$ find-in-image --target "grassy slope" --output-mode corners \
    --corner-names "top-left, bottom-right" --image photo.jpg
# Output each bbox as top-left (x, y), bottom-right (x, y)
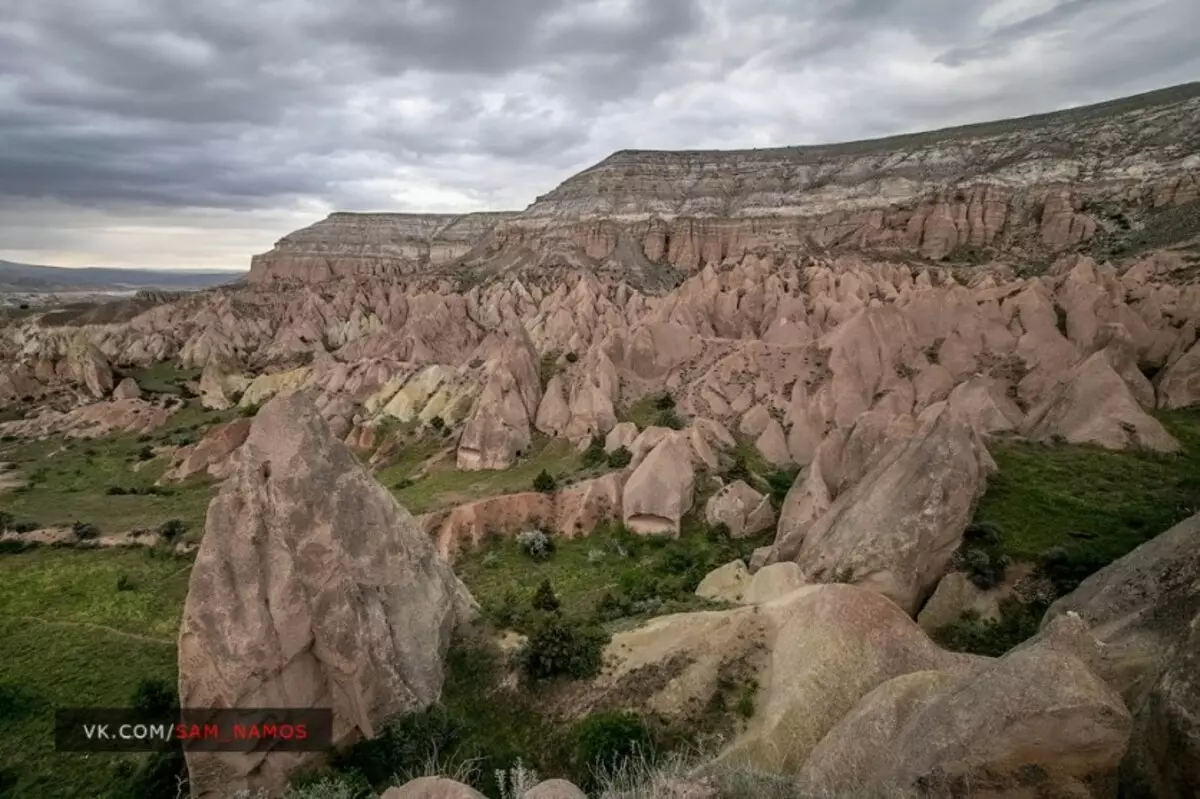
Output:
top-left (974, 409), bottom-right (1200, 566)
top-left (0, 548), bottom-right (189, 799)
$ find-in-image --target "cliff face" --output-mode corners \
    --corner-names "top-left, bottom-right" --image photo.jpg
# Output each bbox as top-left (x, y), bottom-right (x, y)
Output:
top-left (500, 84), bottom-right (1200, 267)
top-left (248, 211), bottom-right (518, 283)
top-left (248, 84), bottom-right (1200, 283)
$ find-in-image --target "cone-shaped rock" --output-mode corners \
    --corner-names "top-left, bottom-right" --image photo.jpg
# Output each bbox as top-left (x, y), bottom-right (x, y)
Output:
top-left (178, 391), bottom-right (475, 798)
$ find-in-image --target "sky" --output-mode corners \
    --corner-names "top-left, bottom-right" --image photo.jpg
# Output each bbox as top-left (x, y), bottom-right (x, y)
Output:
top-left (1, 0), bottom-right (1198, 270)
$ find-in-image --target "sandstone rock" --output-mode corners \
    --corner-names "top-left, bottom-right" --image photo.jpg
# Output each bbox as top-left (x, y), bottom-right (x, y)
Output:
top-left (178, 392), bottom-right (474, 797)
top-left (161, 418), bottom-right (251, 483)
top-left (1158, 338), bottom-right (1200, 409)
top-left (458, 329), bottom-right (543, 470)
top-left (237, 367), bottom-right (311, 408)
top-left (65, 338), bottom-right (114, 399)
top-left (741, 562), bottom-right (807, 605)
top-left (112, 377), bottom-right (141, 400)
top-left (704, 480), bottom-right (774, 538)
top-left (604, 421), bottom-right (638, 452)
top-left (1123, 614), bottom-right (1200, 798)
top-left (622, 433), bottom-right (695, 535)
top-left (801, 614), bottom-right (1130, 797)
top-left (695, 560), bottom-right (750, 603)
top-left (1022, 351), bottom-right (1179, 452)
top-left (1044, 512), bottom-right (1200, 703)
top-left (780, 403), bottom-right (994, 615)
top-left (721, 584), bottom-right (976, 773)
top-left (381, 777), bottom-right (487, 799)
top-left (534, 374), bottom-right (571, 436)
top-left (199, 356), bottom-right (249, 410)
top-left (754, 418), bottom-right (791, 466)
top-left (916, 571), bottom-right (1000, 634)
top-left (738, 405), bottom-right (772, 438)
top-left (946, 375), bottom-right (1023, 436)
top-left (521, 779), bottom-right (587, 799)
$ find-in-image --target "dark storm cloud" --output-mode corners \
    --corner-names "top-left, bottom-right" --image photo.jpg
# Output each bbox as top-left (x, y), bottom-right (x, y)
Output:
top-left (1, 0), bottom-right (1198, 268)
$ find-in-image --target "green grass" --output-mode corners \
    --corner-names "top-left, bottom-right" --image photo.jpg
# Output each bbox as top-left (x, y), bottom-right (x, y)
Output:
top-left (391, 437), bottom-right (584, 515)
top-left (0, 548), bottom-right (189, 799)
top-left (973, 410), bottom-right (1200, 568)
top-left (457, 518), bottom-right (767, 631)
top-left (124, 362), bottom-right (201, 396)
top-left (0, 430), bottom-right (219, 535)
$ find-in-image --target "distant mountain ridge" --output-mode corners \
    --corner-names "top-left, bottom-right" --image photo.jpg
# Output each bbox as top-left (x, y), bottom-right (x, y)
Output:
top-left (0, 260), bottom-right (243, 292)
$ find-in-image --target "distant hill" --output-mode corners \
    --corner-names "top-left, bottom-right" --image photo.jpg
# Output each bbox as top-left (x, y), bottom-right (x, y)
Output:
top-left (0, 260), bottom-right (244, 292)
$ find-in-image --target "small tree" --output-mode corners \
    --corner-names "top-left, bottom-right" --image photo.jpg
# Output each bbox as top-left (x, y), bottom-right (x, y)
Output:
top-left (158, 519), bottom-right (187, 542)
top-left (606, 446), bottom-right (632, 468)
top-left (72, 521), bottom-right (99, 540)
top-left (520, 616), bottom-right (607, 681)
top-left (655, 409), bottom-right (684, 430)
top-left (532, 579), bottom-right (561, 613)
top-left (533, 469), bottom-right (557, 493)
top-left (428, 416), bottom-right (446, 432)
top-left (581, 437), bottom-right (606, 468)
top-left (0, 510), bottom-right (12, 534)
top-left (653, 393), bottom-right (676, 411)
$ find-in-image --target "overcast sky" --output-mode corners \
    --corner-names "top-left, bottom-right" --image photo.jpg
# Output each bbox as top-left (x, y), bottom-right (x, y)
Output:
top-left (1, 0), bottom-right (1198, 270)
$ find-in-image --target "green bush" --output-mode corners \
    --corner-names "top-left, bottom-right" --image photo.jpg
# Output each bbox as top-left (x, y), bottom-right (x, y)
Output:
top-left (1040, 546), bottom-right (1107, 595)
top-left (116, 574), bottom-right (134, 592)
top-left (606, 446), bottom-right (632, 468)
top-left (932, 599), bottom-right (1045, 657)
top-left (655, 409), bottom-right (684, 430)
top-left (531, 579), bottom-right (561, 613)
top-left (329, 705), bottom-right (462, 787)
top-left (516, 529), bottom-right (555, 560)
top-left (71, 521), bottom-right (99, 540)
top-left (581, 437), bottom-right (607, 468)
top-left (137, 445), bottom-right (156, 461)
top-left (428, 416), bottom-right (446, 432)
top-left (569, 711), bottom-right (654, 786)
top-left (393, 478), bottom-right (414, 490)
top-left (0, 540), bottom-right (30, 554)
top-left (0, 510), bottom-right (12, 533)
top-left (963, 547), bottom-right (1008, 590)
top-left (131, 678), bottom-right (179, 716)
top-left (726, 453), bottom-right (751, 482)
top-left (764, 469), bottom-right (798, 509)
top-left (653, 393), bottom-right (676, 411)
top-left (565, 352), bottom-right (579, 364)
top-left (10, 520), bottom-right (37, 534)
top-left (520, 616), bottom-right (608, 681)
top-left (106, 485), bottom-right (129, 496)
top-left (158, 519), bottom-right (187, 541)
top-left (533, 470), bottom-right (557, 493)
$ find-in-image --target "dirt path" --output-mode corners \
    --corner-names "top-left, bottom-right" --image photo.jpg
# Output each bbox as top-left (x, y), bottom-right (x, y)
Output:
top-left (16, 614), bottom-right (175, 646)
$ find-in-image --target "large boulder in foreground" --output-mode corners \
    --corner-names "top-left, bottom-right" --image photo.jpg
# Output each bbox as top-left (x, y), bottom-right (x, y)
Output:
top-left (178, 392), bottom-right (475, 798)
top-left (801, 614), bottom-right (1131, 797)
top-left (781, 403), bottom-right (994, 615)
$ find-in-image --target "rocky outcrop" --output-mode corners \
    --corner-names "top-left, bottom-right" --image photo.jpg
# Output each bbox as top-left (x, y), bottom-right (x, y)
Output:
top-left (800, 614), bottom-right (1131, 797)
top-left (178, 392), bottom-right (474, 798)
top-left (198, 355), bottom-right (249, 410)
top-left (622, 433), bottom-right (695, 535)
top-left (774, 404), bottom-right (994, 614)
top-left (1158, 338), bottom-right (1200, 409)
top-left (0, 397), bottom-right (175, 439)
top-left (160, 419), bottom-right (251, 483)
top-left (248, 211), bottom-right (518, 283)
top-left (381, 777), bottom-right (487, 799)
top-left (1022, 351), bottom-right (1179, 452)
top-left (111, 377), bottom-right (141, 400)
top-left (704, 480), bottom-right (774, 538)
top-left (457, 329), bottom-right (542, 470)
top-left (418, 471), bottom-right (626, 560)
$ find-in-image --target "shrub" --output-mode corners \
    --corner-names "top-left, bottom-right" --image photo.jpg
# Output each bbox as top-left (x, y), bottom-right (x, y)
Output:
top-left (531, 579), bottom-right (561, 612)
top-left (71, 521), bottom-right (99, 540)
top-left (932, 599), bottom-right (1045, 657)
top-left (565, 352), bottom-right (579, 364)
top-left (655, 409), bottom-right (684, 430)
top-left (606, 446), bottom-right (632, 468)
top-left (106, 485), bottom-right (129, 495)
top-left (428, 416), bottom-right (446, 432)
top-left (131, 677), bottom-right (179, 716)
top-left (963, 547), bottom-right (1006, 590)
top-left (329, 705), bottom-right (462, 787)
top-left (158, 519), bottom-right (187, 541)
top-left (11, 521), bottom-right (37, 534)
top-left (964, 521), bottom-right (1003, 546)
top-left (1040, 546), bottom-right (1107, 595)
top-left (726, 453), bottom-right (751, 482)
top-left (0, 510), bottom-right (12, 533)
top-left (581, 437), bottom-right (607, 468)
top-left (393, 478), bottom-right (414, 490)
top-left (516, 529), bottom-right (555, 560)
top-left (137, 445), bottom-right (156, 461)
top-left (520, 616), bottom-right (608, 681)
top-left (593, 591), bottom-right (634, 622)
top-left (764, 469), bottom-right (797, 509)
top-left (653, 393), bottom-right (676, 411)
top-left (569, 711), bottom-right (654, 787)
top-left (487, 588), bottom-right (526, 630)
top-left (0, 540), bottom-right (29, 554)
top-left (239, 403), bottom-right (259, 418)
top-left (533, 470), bottom-right (557, 493)
top-left (116, 574), bottom-right (134, 592)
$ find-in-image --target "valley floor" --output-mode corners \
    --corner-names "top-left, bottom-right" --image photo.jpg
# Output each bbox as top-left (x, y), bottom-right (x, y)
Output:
top-left (1, 406), bottom-right (1199, 797)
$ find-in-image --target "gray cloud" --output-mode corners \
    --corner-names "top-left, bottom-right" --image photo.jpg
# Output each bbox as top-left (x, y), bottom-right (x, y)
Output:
top-left (0, 0), bottom-right (1197, 267)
